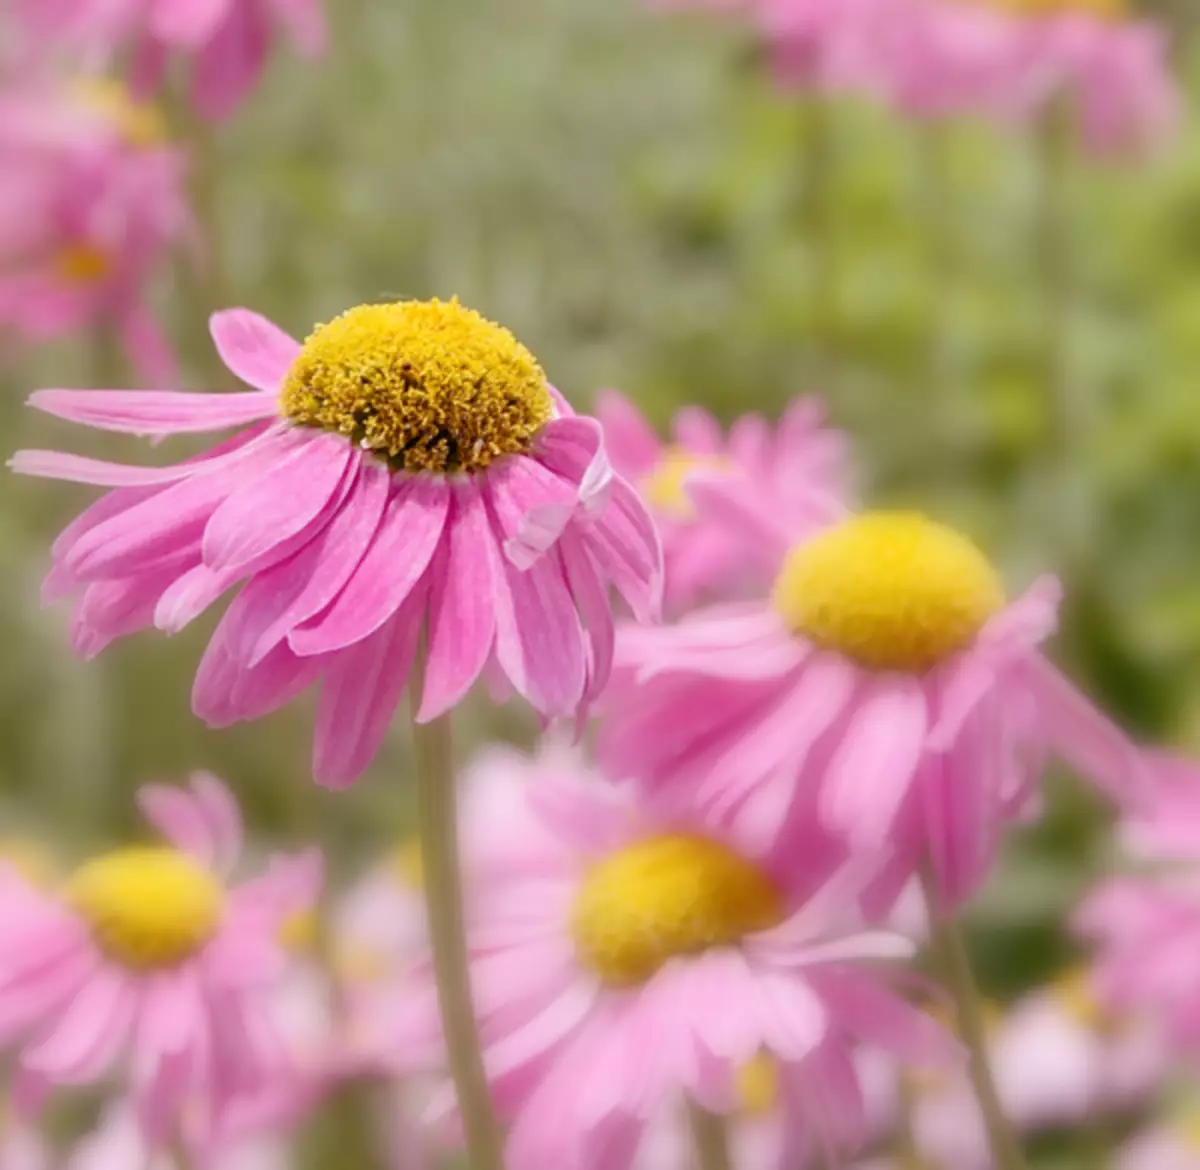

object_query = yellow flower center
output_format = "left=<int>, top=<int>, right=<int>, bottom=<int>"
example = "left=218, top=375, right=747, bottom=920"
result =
left=280, top=299, right=553, bottom=475
left=72, top=78, right=166, bottom=148
left=736, top=1053, right=780, bottom=1117
left=388, top=839, right=424, bottom=890
left=66, top=847, right=224, bottom=970
left=771, top=511, right=1004, bottom=673
left=570, top=835, right=783, bottom=987
left=965, top=0, right=1125, bottom=16
left=641, top=449, right=728, bottom=518
left=54, top=244, right=111, bottom=285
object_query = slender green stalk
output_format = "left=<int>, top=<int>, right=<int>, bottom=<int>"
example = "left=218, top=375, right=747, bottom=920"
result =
left=411, top=697, right=504, bottom=1170
left=919, top=870, right=1029, bottom=1170
left=687, top=1100, right=733, bottom=1170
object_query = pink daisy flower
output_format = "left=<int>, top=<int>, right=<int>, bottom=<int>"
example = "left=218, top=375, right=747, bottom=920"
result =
left=16, top=0, right=325, bottom=121
left=12, top=299, right=662, bottom=787
left=0, top=76, right=188, bottom=383
left=0, top=772, right=321, bottom=1144
left=601, top=503, right=1148, bottom=905
left=407, top=743, right=958, bottom=1170
left=596, top=390, right=848, bottom=611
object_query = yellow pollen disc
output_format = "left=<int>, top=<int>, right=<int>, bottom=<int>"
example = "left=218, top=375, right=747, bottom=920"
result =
left=72, top=78, right=166, bottom=148
left=388, top=838, right=424, bottom=890
left=736, top=1053, right=780, bottom=1117
left=641, top=449, right=729, bottom=518
left=772, top=511, right=1004, bottom=673
left=280, top=298, right=553, bottom=475
left=570, top=834, right=783, bottom=987
left=66, top=847, right=224, bottom=970
left=54, top=244, right=111, bottom=285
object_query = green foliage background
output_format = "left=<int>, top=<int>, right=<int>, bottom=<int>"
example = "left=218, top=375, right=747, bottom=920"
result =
left=3, top=0, right=1200, bottom=1145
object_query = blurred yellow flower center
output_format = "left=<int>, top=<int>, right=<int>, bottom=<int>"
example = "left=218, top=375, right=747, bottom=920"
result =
left=280, top=298, right=553, bottom=474
left=570, top=834, right=783, bottom=987
left=279, top=907, right=319, bottom=951
left=54, top=244, right=111, bottom=285
left=641, top=449, right=728, bottom=517
left=388, top=838, right=424, bottom=890
left=66, top=847, right=224, bottom=970
left=736, top=1053, right=780, bottom=1116
left=772, top=511, right=1004, bottom=673
left=73, top=78, right=166, bottom=147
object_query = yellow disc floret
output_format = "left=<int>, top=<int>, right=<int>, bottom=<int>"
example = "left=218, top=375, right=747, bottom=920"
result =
left=280, top=298, right=553, bottom=475
left=570, top=834, right=783, bottom=987
left=66, top=846, right=224, bottom=970
left=54, top=244, right=111, bottom=285
left=641, top=449, right=729, bottom=518
left=772, top=511, right=1005, bottom=674
left=736, top=1053, right=781, bottom=1116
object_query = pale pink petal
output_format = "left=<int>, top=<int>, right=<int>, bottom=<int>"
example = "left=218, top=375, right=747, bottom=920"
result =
left=188, top=772, right=244, bottom=874
left=289, top=477, right=448, bottom=657
left=755, top=972, right=827, bottom=1060
left=417, top=481, right=498, bottom=722
left=24, top=969, right=133, bottom=1082
left=534, top=416, right=615, bottom=517
left=671, top=406, right=723, bottom=453
left=593, top=389, right=660, bottom=476
left=151, top=0, right=231, bottom=45
left=190, top=0, right=270, bottom=120
left=28, top=388, right=275, bottom=437
left=582, top=477, right=663, bottom=622
left=209, top=309, right=300, bottom=394
left=136, top=784, right=217, bottom=863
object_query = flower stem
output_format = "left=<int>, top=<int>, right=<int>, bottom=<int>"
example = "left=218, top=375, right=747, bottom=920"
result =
left=687, top=1100, right=733, bottom=1170
left=919, top=870, right=1029, bottom=1170
left=411, top=705, right=504, bottom=1170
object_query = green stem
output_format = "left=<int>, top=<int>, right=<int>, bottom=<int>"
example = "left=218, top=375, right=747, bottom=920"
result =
left=919, top=870, right=1029, bottom=1170
left=687, top=1100, right=733, bottom=1170
left=411, top=703, right=505, bottom=1170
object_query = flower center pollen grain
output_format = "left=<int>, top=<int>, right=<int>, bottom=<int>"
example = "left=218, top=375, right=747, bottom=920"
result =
left=280, top=299, right=554, bottom=475
left=66, top=846, right=224, bottom=970
left=772, top=511, right=1005, bottom=673
left=570, top=834, right=783, bottom=987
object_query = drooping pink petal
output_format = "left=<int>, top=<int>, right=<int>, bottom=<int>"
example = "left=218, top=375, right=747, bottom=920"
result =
left=208, top=309, right=300, bottom=394
left=289, top=477, right=449, bottom=657
left=136, top=784, right=217, bottom=864
left=582, top=477, right=663, bottom=622
left=28, top=388, right=276, bottom=437
left=417, top=481, right=499, bottom=722
left=534, top=416, right=614, bottom=517
left=487, top=453, right=580, bottom=571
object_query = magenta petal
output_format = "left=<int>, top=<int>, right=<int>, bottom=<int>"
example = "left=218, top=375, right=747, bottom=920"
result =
left=488, top=455, right=580, bottom=570
left=136, top=785, right=217, bottom=864
left=209, top=309, right=300, bottom=394
left=672, top=405, right=723, bottom=453
left=70, top=570, right=182, bottom=659
left=190, top=0, right=269, bottom=120
left=593, top=389, right=660, bottom=476
left=289, top=477, right=449, bottom=657
left=243, top=458, right=390, bottom=665
left=12, top=450, right=219, bottom=488
left=534, top=416, right=614, bottom=517
left=583, top=477, right=663, bottom=622
left=24, top=970, right=133, bottom=1083
left=313, top=592, right=423, bottom=789
left=28, top=388, right=276, bottom=437
left=417, top=481, right=498, bottom=722
left=559, top=530, right=614, bottom=710
left=202, top=433, right=353, bottom=573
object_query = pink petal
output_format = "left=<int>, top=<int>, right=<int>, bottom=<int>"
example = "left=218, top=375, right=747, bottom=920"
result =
left=188, top=772, right=244, bottom=874
left=202, top=432, right=353, bottom=573
left=28, top=388, right=276, bottom=437
left=190, top=0, right=270, bottom=119
left=488, top=455, right=581, bottom=571
left=820, top=675, right=929, bottom=843
left=289, top=477, right=448, bottom=657
left=417, top=481, right=498, bottom=722
left=534, top=416, right=614, bottom=517
left=151, top=0, right=231, bottom=46
left=671, top=406, right=723, bottom=453
left=582, top=477, right=663, bottom=622
left=208, top=309, right=300, bottom=394
left=312, top=595, right=423, bottom=788
left=593, top=389, right=660, bottom=476
left=137, top=784, right=217, bottom=864
left=559, top=530, right=615, bottom=709
left=24, top=969, right=133, bottom=1082
left=755, top=972, right=827, bottom=1060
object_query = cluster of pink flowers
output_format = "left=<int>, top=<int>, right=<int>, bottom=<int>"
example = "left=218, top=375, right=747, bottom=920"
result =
left=0, top=0, right=326, bottom=379
left=683, top=0, right=1179, bottom=154
left=6, top=289, right=1198, bottom=1168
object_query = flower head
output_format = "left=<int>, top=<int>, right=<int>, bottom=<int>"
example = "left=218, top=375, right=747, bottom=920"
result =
left=602, top=497, right=1147, bottom=906
left=14, top=301, right=661, bottom=787
left=404, top=744, right=957, bottom=1170
left=0, top=75, right=187, bottom=382
left=16, top=0, right=325, bottom=121
left=597, top=391, right=847, bottom=610
left=0, top=773, right=321, bottom=1142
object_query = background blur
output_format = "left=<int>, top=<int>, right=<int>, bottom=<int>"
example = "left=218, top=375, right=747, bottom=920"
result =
left=3, top=0, right=1200, bottom=1002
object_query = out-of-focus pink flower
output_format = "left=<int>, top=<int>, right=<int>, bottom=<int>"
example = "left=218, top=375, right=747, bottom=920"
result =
left=16, top=0, right=326, bottom=121
left=596, top=391, right=848, bottom=611
left=404, top=743, right=959, bottom=1170
left=1118, top=1122, right=1200, bottom=1170
left=601, top=505, right=1148, bottom=907
left=0, top=1117, right=49, bottom=1170
left=0, top=77, right=188, bottom=383
left=12, top=300, right=662, bottom=787
left=0, top=773, right=321, bottom=1144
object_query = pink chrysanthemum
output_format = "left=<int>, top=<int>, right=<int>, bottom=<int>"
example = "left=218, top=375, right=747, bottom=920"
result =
left=403, top=744, right=958, bottom=1170
left=596, top=391, right=847, bottom=610
left=0, top=76, right=188, bottom=382
left=601, top=502, right=1147, bottom=904
left=0, top=773, right=321, bottom=1143
left=16, top=0, right=325, bottom=121
left=12, top=300, right=662, bottom=787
